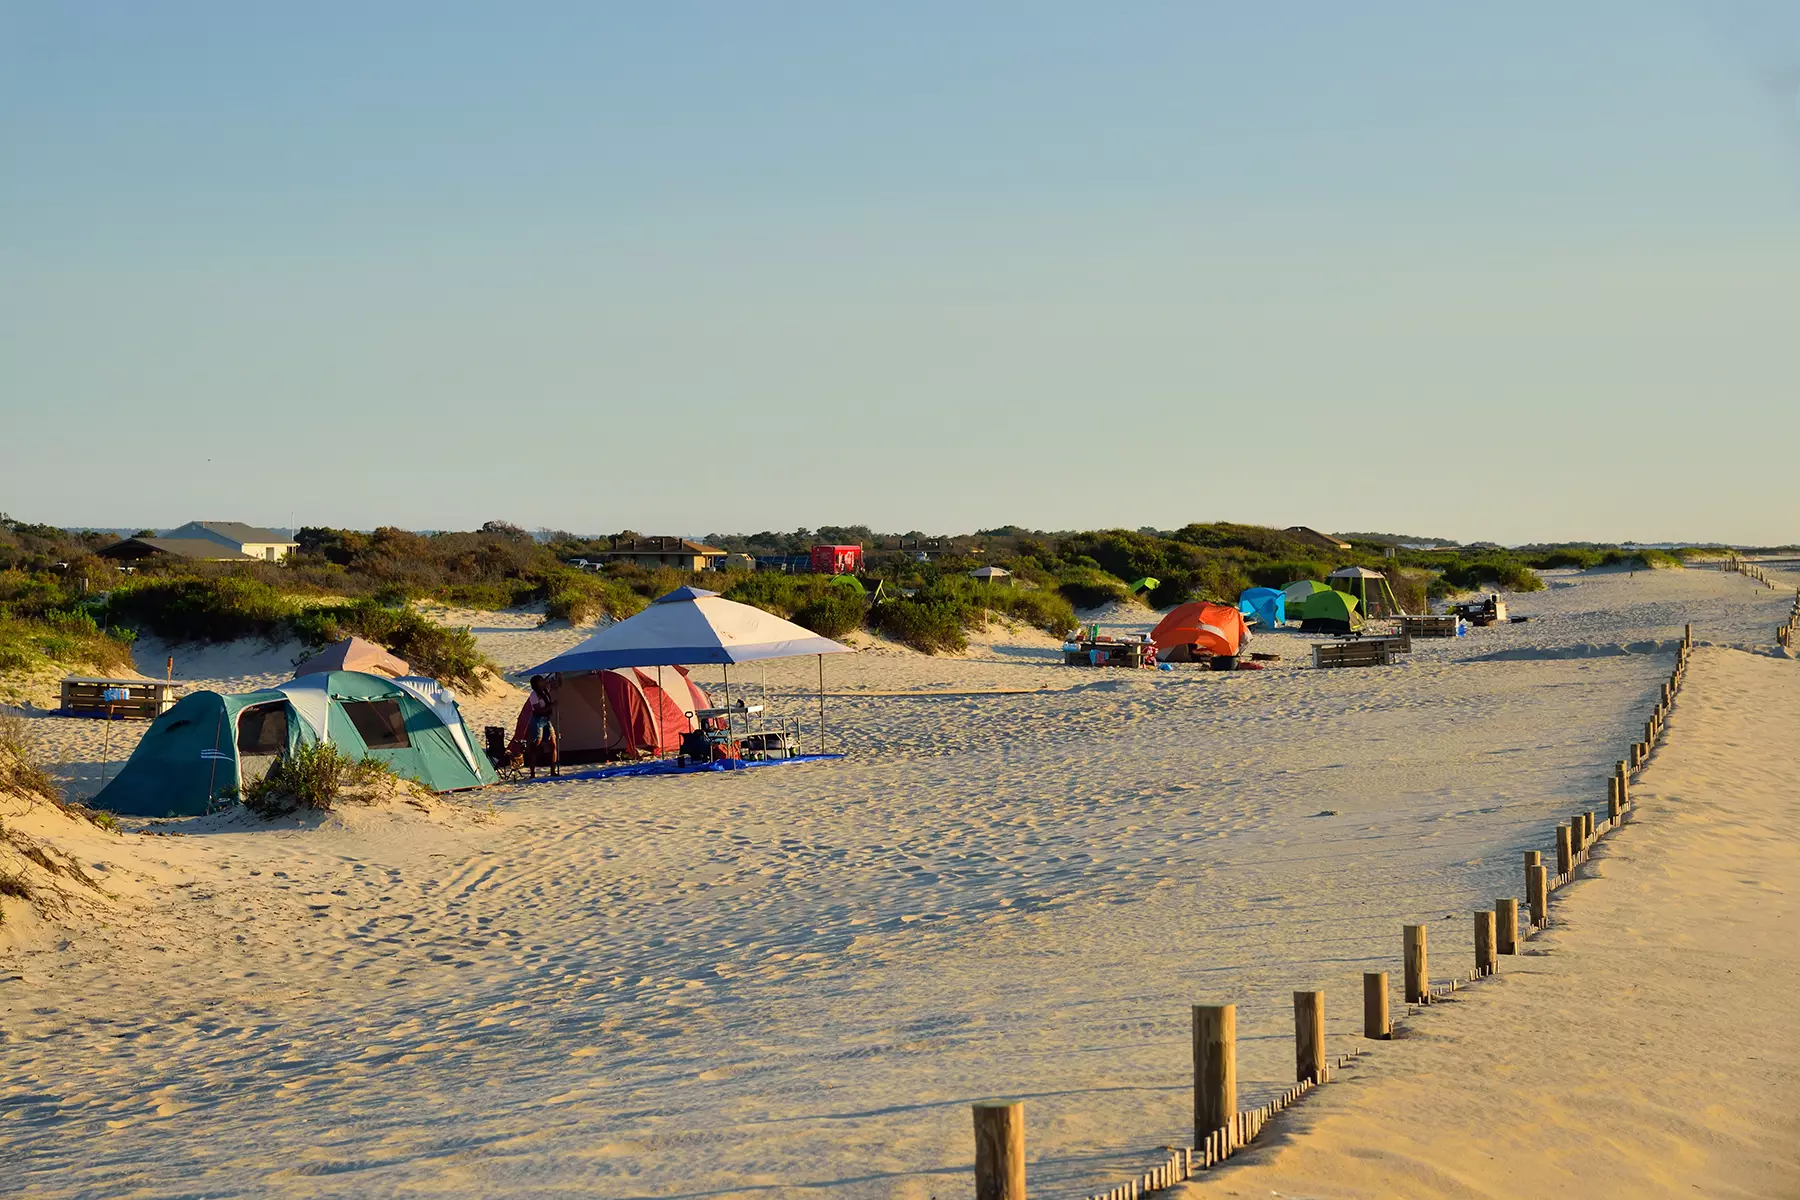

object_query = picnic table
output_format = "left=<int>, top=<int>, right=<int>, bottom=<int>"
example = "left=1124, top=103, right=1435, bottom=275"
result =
left=1063, top=638, right=1156, bottom=668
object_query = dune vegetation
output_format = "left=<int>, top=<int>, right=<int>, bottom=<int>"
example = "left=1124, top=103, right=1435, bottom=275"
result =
left=0, top=513, right=1743, bottom=667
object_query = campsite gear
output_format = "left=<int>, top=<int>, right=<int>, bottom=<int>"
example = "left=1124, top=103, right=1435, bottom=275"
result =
left=528, top=587, right=851, bottom=756
left=1327, top=566, right=1406, bottom=618
left=1249, top=652, right=1281, bottom=661
left=1064, top=634, right=1155, bottom=668
left=1298, top=590, right=1363, bottom=634
left=1150, top=602, right=1252, bottom=659
left=1282, top=579, right=1333, bottom=608
left=1127, top=577, right=1160, bottom=594
left=1237, top=587, right=1287, bottom=629
left=1210, top=655, right=1239, bottom=671
left=292, top=636, right=410, bottom=680
left=92, top=670, right=497, bottom=817
left=512, top=667, right=712, bottom=763
left=1451, top=594, right=1508, bottom=626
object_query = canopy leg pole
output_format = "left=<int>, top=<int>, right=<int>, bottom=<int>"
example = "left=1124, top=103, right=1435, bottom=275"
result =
left=656, top=665, right=664, bottom=760
left=818, top=654, right=826, bottom=755
left=722, top=662, right=731, bottom=762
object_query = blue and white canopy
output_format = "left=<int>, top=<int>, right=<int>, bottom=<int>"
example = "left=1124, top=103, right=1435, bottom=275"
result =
left=529, top=588, right=852, bottom=674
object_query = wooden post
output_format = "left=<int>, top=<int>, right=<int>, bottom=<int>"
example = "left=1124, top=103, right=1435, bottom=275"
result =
left=1617, top=761, right=1629, bottom=808
left=1528, top=864, right=1548, bottom=927
left=1556, top=824, right=1572, bottom=875
left=1496, top=897, right=1518, bottom=954
left=1584, top=811, right=1595, bottom=843
left=1404, top=925, right=1428, bottom=1003
left=1363, top=971, right=1390, bottom=1039
left=1193, top=1005, right=1236, bottom=1148
left=1608, top=776, right=1621, bottom=823
left=1474, top=910, right=1496, bottom=975
left=1294, top=991, right=1325, bottom=1083
left=972, top=1102, right=1026, bottom=1200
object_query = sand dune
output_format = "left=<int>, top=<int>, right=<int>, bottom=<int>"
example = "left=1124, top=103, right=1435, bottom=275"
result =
left=1, top=565, right=1795, bottom=1197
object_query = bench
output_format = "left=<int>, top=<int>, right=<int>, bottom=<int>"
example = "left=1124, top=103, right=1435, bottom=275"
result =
left=59, top=677, right=178, bottom=719
left=1396, top=614, right=1460, bottom=639
left=1354, top=633, right=1411, bottom=655
left=1312, top=642, right=1394, bottom=670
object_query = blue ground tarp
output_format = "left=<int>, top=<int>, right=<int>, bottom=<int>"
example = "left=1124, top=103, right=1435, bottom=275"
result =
left=521, top=753, right=844, bottom=784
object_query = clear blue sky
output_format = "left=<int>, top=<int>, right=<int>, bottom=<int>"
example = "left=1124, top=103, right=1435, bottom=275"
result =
left=3, top=2, right=1796, bottom=543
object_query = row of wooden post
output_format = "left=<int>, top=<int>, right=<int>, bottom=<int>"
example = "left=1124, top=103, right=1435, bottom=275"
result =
left=1776, top=588, right=1799, bottom=652
left=971, top=625, right=1695, bottom=1200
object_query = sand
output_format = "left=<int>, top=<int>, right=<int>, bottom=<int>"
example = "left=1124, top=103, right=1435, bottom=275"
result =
left=1177, top=639, right=1800, bottom=1199
left=2, top=562, right=1796, bottom=1197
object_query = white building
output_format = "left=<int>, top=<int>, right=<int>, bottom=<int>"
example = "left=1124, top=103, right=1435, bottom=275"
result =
left=164, top=521, right=299, bottom=562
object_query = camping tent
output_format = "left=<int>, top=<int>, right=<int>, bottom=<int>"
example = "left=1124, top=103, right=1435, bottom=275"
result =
left=1298, top=590, right=1362, bottom=634
left=1150, top=602, right=1252, bottom=660
left=515, top=667, right=711, bottom=761
left=1283, top=579, right=1332, bottom=608
left=93, top=670, right=497, bottom=817
left=1327, top=566, right=1404, bottom=618
left=292, top=636, right=409, bottom=679
left=528, top=586, right=853, bottom=755
left=1238, top=587, right=1287, bottom=628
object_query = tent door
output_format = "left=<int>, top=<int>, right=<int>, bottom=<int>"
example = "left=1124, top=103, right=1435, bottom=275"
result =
left=236, top=702, right=290, bottom=784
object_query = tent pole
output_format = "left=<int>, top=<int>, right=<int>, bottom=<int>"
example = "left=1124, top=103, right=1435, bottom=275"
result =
left=655, top=665, right=664, bottom=760
left=818, top=654, right=825, bottom=754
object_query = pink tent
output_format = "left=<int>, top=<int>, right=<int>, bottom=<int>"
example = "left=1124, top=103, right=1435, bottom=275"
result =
left=292, top=636, right=410, bottom=680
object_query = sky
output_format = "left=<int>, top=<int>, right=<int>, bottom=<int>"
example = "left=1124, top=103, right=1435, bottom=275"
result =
left=2, top=2, right=1797, bottom=545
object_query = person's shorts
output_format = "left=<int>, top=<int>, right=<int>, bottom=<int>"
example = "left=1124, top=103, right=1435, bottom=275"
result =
left=529, top=716, right=553, bottom=742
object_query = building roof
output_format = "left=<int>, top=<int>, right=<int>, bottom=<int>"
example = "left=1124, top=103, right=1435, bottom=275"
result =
left=174, top=520, right=295, bottom=545
left=599, top=537, right=724, bottom=556
left=100, top=537, right=259, bottom=561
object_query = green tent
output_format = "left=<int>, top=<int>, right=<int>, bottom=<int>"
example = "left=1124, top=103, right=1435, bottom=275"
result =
left=94, top=670, right=497, bottom=817
left=1298, top=589, right=1363, bottom=633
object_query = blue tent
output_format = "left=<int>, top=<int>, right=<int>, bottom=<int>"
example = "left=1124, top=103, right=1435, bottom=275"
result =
left=1238, top=587, right=1286, bottom=628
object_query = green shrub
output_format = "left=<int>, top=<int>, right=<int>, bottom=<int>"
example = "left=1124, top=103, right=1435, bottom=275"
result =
left=540, top=571, right=645, bottom=625
left=974, top=586, right=1078, bottom=636
left=240, top=742, right=392, bottom=818
left=870, top=595, right=968, bottom=653
left=0, top=613, right=136, bottom=677
left=1056, top=568, right=1131, bottom=611
left=103, top=577, right=299, bottom=643
left=792, top=591, right=866, bottom=638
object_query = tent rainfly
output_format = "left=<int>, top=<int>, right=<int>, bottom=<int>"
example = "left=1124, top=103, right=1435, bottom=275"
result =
left=292, top=636, right=410, bottom=679
left=968, top=567, right=1012, bottom=585
left=527, top=587, right=852, bottom=753
left=1299, top=589, right=1363, bottom=634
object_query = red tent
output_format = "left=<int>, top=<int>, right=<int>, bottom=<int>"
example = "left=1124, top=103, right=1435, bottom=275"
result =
left=513, top=667, right=712, bottom=761
left=1150, top=602, right=1252, bottom=660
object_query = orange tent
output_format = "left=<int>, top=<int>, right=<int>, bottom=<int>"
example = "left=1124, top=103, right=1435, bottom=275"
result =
left=1150, top=602, right=1251, bottom=659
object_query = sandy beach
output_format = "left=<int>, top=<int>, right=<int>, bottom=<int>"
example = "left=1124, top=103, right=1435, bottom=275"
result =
left=1179, top=629, right=1800, bottom=1198
left=3, top=563, right=1797, bottom=1198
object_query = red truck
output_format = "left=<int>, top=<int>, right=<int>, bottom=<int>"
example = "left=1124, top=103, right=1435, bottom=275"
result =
left=809, top=544, right=863, bottom=575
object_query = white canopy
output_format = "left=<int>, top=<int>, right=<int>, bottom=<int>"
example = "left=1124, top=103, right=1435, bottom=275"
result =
left=1328, top=566, right=1386, bottom=579
left=528, top=587, right=852, bottom=674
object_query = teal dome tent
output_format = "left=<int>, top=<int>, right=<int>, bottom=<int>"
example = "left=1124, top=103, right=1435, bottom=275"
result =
left=94, top=670, right=496, bottom=817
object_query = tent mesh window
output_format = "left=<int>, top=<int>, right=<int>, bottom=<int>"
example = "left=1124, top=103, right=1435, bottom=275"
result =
left=342, top=699, right=410, bottom=749
left=236, top=704, right=289, bottom=755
